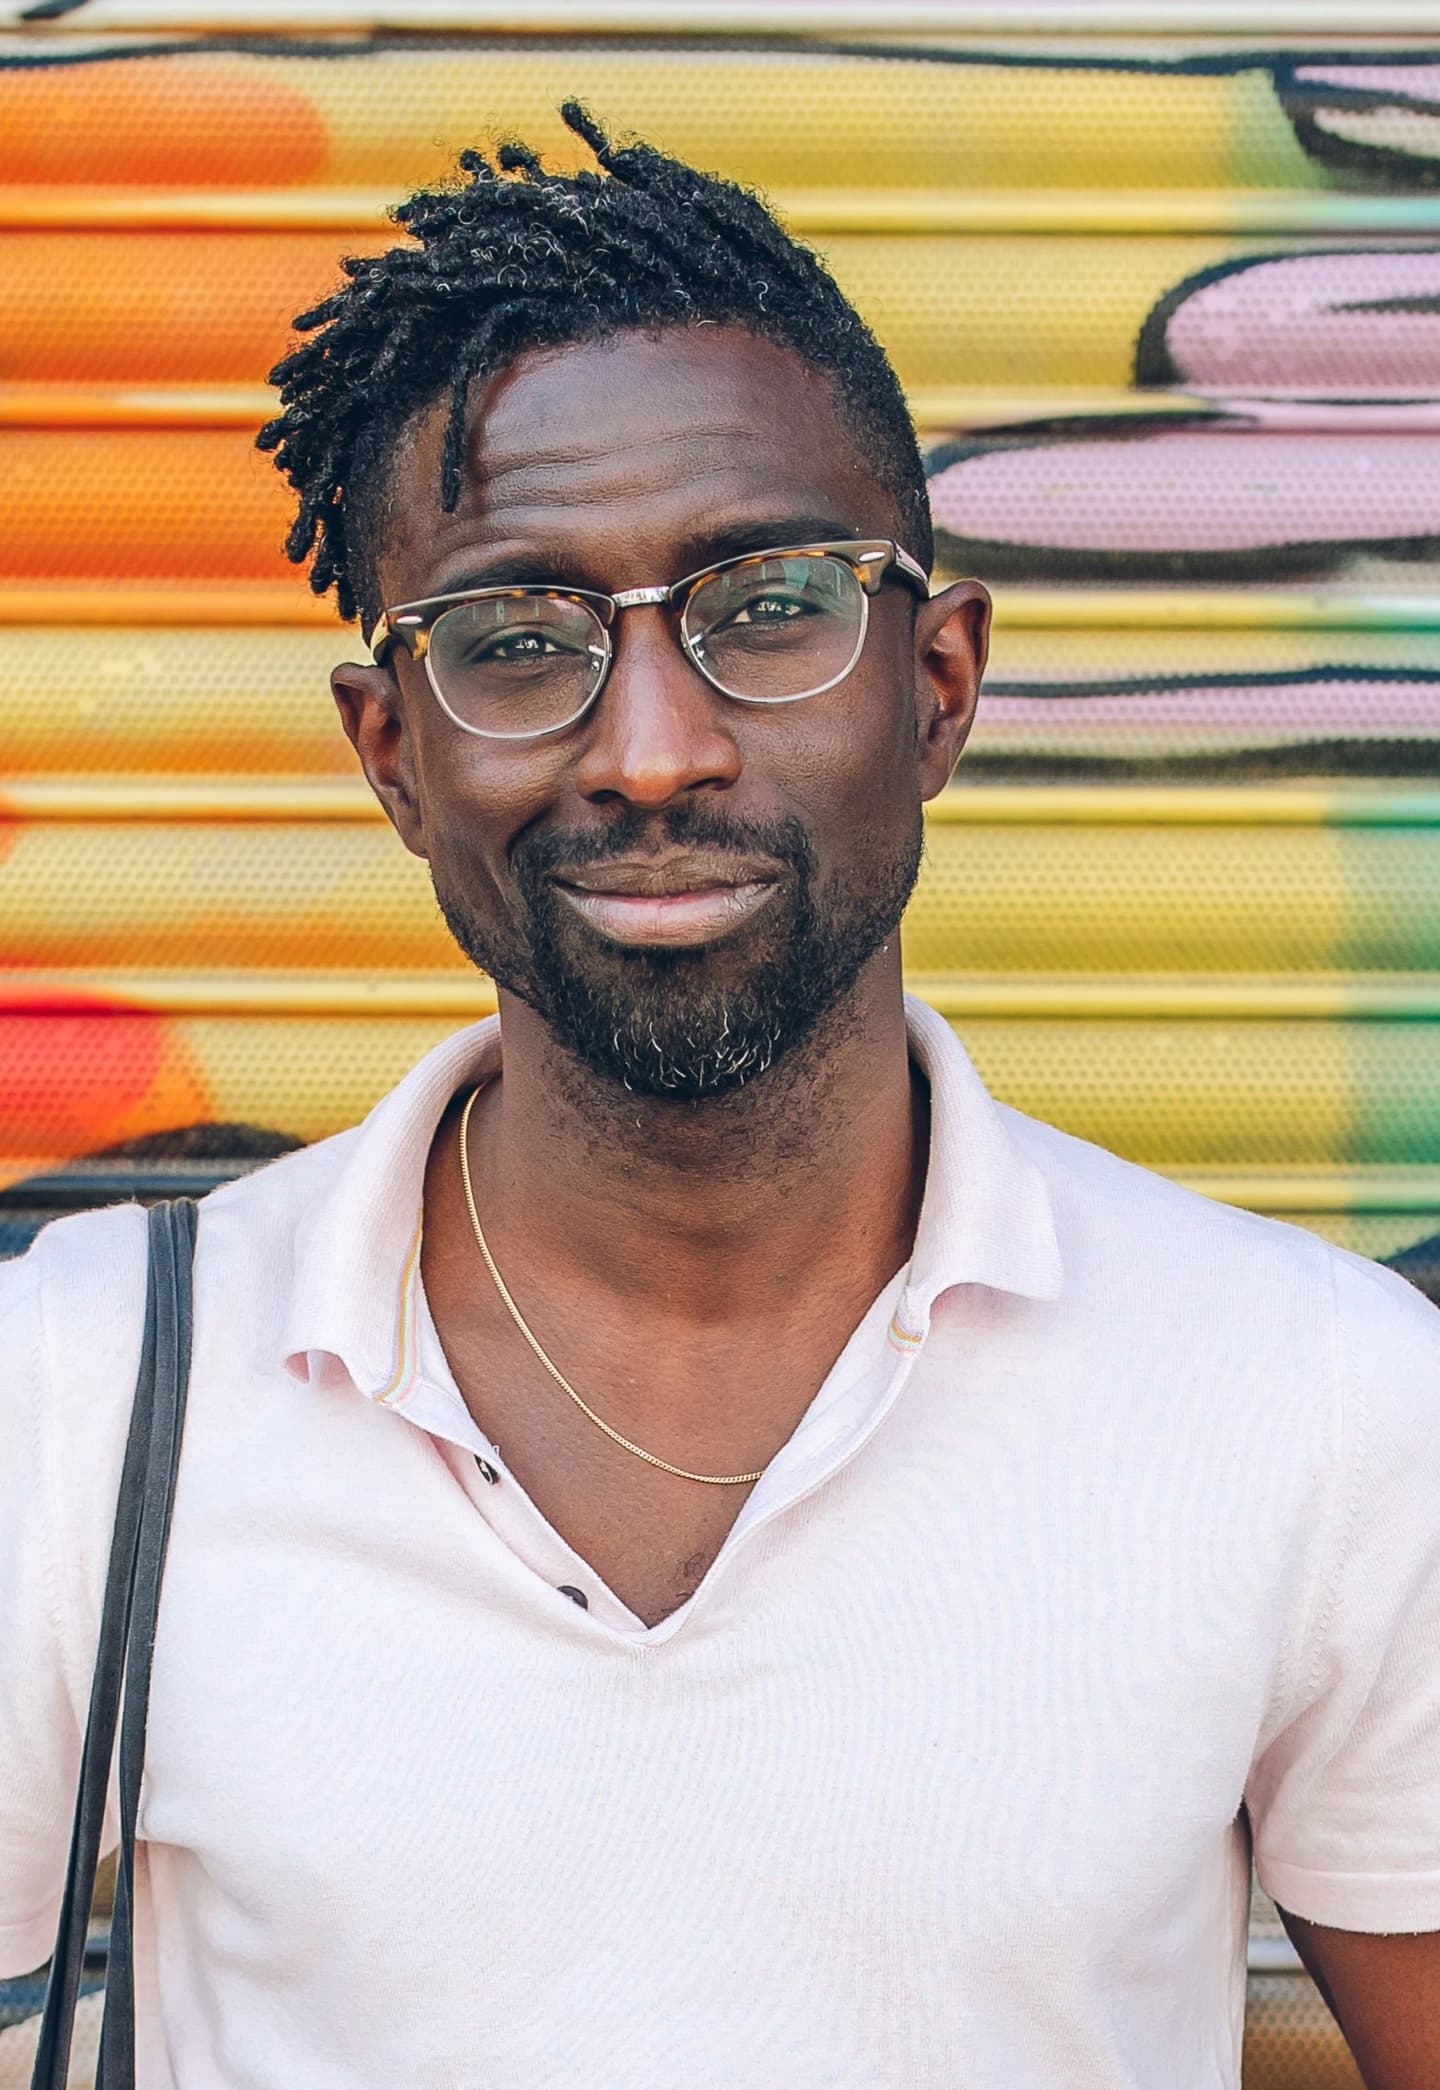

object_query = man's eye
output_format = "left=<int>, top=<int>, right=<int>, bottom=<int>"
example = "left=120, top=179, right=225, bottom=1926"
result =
left=465, top=628, right=573, bottom=665
left=726, top=592, right=811, bottom=626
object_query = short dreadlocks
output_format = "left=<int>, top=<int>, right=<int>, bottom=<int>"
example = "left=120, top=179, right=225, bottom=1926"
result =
left=258, top=102, right=931, bottom=631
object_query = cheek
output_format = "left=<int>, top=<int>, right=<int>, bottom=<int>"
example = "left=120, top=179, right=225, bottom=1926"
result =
left=407, top=704, right=557, bottom=885
left=778, top=662, right=918, bottom=837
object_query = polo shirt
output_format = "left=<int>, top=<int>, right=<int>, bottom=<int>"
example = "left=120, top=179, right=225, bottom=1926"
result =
left=2, top=995, right=1439, bottom=2089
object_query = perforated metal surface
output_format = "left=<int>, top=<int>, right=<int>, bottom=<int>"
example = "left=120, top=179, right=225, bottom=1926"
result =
left=0, top=19, right=1436, bottom=2084
left=2, top=35, right=1436, bottom=196
left=0, top=25, right=1435, bottom=1253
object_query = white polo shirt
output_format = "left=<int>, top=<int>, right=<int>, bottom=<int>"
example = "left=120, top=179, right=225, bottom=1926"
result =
left=3, top=997, right=1439, bottom=2089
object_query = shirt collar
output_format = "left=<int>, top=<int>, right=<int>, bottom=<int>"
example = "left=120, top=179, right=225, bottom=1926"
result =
left=282, top=1017, right=503, bottom=1403
left=282, top=995, right=1061, bottom=1403
left=899, top=993, right=1062, bottom=1319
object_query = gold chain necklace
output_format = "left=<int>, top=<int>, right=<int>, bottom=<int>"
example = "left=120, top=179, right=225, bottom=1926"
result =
left=458, top=1086, right=764, bottom=1487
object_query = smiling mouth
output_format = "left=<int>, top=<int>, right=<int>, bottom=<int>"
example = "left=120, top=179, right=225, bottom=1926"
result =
left=550, top=857, right=783, bottom=948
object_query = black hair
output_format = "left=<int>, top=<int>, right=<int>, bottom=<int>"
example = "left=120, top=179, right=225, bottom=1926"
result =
left=257, top=102, right=931, bottom=630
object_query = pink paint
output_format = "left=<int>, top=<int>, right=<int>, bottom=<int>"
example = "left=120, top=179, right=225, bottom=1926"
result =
left=1294, top=65, right=1440, bottom=103
left=975, top=680, right=1440, bottom=734
left=1160, top=251, right=1440, bottom=392
left=928, top=432, right=1440, bottom=553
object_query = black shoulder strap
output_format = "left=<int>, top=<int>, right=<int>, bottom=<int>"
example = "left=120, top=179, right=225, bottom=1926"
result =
left=31, top=1198, right=199, bottom=2090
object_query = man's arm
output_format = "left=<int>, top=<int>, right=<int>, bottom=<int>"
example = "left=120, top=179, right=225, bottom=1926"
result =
left=1243, top=1257, right=1440, bottom=2087
left=1279, top=1910, right=1440, bottom=2090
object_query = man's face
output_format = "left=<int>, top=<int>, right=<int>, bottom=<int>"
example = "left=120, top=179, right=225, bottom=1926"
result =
left=336, top=326, right=987, bottom=1098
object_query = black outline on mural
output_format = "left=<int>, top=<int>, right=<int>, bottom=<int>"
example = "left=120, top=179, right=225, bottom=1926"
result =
left=1135, top=246, right=1440, bottom=389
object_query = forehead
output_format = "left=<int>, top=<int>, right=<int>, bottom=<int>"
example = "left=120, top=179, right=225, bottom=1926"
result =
left=374, top=325, right=897, bottom=598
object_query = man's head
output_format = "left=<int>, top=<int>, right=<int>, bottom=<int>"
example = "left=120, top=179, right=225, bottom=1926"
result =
left=261, top=108, right=987, bottom=1102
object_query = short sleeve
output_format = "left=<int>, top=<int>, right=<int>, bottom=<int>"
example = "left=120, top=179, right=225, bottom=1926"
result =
left=1246, top=1252, right=1440, bottom=1934
left=0, top=1206, right=148, bottom=1976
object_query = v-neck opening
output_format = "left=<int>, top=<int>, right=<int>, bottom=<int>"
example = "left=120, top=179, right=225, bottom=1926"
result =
left=397, top=1263, right=914, bottom=1644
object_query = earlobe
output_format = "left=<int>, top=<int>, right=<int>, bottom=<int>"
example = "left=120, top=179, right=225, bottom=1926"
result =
left=914, top=579, right=991, bottom=798
left=330, top=661, right=429, bottom=858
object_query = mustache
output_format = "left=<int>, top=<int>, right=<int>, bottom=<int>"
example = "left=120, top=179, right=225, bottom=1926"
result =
left=510, top=802, right=816, bottom=889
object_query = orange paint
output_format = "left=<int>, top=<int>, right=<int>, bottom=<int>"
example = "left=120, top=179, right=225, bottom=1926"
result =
left=0, top=231, right=359, bottom=385
left=0, top=430, right=304, bottom=583
left=0, top=58, right=328, bottom=189
left=0, top=1007, right=210, bottom=1185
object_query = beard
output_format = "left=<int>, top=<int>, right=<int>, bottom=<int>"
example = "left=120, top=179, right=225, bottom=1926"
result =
left=432, top=796, right=923, bottom=1101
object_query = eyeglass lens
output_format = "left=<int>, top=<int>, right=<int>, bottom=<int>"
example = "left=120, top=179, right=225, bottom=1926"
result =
left=424, top=592, right=608, bottom=740
left=683, top=554, right=864, bottom=701
left=424, top=554, right=866, bottom=737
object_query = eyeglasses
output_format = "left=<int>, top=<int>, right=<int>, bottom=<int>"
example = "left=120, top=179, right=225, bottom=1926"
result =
left=371, top=539, right=930, bottom=743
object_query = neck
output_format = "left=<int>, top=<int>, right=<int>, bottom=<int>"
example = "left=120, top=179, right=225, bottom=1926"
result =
left=466, top=949, right=927, bottom=1322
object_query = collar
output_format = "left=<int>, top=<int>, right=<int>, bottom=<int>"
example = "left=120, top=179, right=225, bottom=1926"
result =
left=897, top=994, right=1062, bottom=1329
left=282, top=995, right=1061, bottom=1404
left=282, top=1017, right=503, bottom=1403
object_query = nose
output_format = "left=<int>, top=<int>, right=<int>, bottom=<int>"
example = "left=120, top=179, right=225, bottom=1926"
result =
left=571, top=605, right=743, bottom=809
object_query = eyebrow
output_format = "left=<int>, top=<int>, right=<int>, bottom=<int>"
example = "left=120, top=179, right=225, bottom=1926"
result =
left=423, top=516, right=861, bottom=600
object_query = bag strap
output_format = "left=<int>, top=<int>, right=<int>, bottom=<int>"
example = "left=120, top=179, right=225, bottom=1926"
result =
left=31, top=1199, right=199, bottom=2090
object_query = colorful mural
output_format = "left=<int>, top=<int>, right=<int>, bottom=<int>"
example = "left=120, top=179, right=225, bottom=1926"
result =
left=0, top=25, right=1437, bottom=1311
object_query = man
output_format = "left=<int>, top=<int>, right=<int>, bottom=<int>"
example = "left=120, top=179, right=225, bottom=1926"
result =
left=3, top=106, right=1438, bottom=2088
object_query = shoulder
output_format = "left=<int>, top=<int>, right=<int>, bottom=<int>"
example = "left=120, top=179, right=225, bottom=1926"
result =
left=1005, top=1102, right=1368, bottom=1307
left=1001, top=1104, right=1439, bottom=1416
left=3, top=1196, right=152, bottom=1400
left=2, top=1122, right=360, bottom=1444
left=0, top=1201, right=155, bottom=1671
left=2, top=1122, right=358, bottom=1344
left=198, top=1121, right=363, bottom=1252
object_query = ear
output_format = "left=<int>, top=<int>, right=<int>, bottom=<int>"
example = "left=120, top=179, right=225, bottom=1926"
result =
left=331, top=660, right=429, bottom=859
left=912, top=579, right=991, bottom=801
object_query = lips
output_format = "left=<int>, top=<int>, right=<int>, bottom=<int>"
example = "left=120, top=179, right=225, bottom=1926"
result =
left=550, top=852, right=782, bottom=948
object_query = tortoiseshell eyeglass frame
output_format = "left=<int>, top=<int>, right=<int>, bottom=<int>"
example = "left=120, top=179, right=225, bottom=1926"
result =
left=369, top=538, right=931, bottom=742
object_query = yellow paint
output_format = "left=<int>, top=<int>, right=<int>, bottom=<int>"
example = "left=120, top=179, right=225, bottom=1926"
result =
left=819, top=235, right=1234, bottom=388
left=5, top=622, right=1429, bottom=785
left=285, top=49, right=1311, bottom=194
left=788, top=192, right=1440, bottom=233
left=3, top=627, right=1437, bottom=784
left=11, top=184, right=1433, bottom=235
left=925, top=788, right=1440, bottom=826
left=2, top=780, right=374, bottom=820
left=1172, top=1167, right=1440, bottom=1214
left=911, top=823, right=1358, bottom=974
left=11, top=779, right=1435, bottom=826
left=7, top=969, right=1440, bottom=1023
left=182, top=1014, right=461, bottom=1138
left=2, top=586, right=1435, bottom=636
left=1283, top=1214, right=1439, bottom=1259
left=0, top=971, right=498, bottom=1017
left=0, top=629, right=349, bottom=776
left=6, top=819, right=1437, bottom=976
left=43, top=3, right=1440, bottom=32
left=983, top=626, right=1440, bottom=681
left=0, top=825, right=452, bottom=972
left=956, top=1017, right=1358, bottom=1166
left=0, top=1011, right=1406, bottom=1169
left=915, top=975, right=1440, bottom=1019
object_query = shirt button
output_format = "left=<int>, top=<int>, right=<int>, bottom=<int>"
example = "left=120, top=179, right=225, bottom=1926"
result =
left=557, top=1585, right=589, bottom=1610
left=475, top=1457, right=500, bottom=1485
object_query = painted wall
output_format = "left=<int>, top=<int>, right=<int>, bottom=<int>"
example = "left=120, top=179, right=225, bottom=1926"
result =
left=0, top=28, right=1436, bottom=1299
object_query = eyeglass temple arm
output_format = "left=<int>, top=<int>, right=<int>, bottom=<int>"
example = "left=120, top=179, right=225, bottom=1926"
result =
left=851, top=542, right=929, bottom=597
left=888, top=544, right=932, bottom=596
left=370, top=613, right=429, bottom=666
